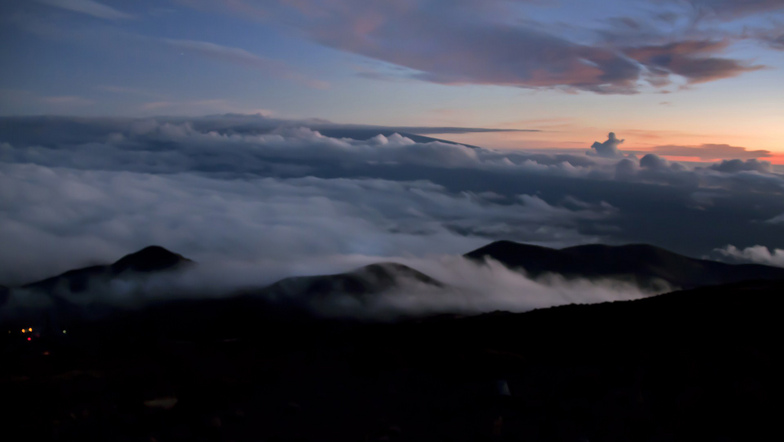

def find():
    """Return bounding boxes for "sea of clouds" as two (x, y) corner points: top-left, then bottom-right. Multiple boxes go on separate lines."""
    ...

(1, 115), (782, 316)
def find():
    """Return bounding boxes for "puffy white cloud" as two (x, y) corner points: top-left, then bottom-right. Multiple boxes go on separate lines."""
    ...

(640, 153), (670, 170)
(588, 132), (626, 158)
(709, 158), (773, 173)
(714, 245), (784, 268)
(639, 154), (687, 172)
(607, 153), (783, 193)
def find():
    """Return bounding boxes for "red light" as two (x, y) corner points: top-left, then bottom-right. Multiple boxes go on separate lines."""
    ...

(27, 337), (31, 341)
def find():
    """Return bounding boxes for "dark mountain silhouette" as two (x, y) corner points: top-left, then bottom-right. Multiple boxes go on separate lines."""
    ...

(19, 247), (435, 303)
(21, 245), (192, 294)
(5, 251), (442, 328)
(110, 245), (191, 273)
(255, 262), (443, 301)
(465, 240), (784, 290)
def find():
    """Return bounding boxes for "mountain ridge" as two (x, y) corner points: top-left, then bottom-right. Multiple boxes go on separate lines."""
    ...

(464, 240), (784, 290)
(14, 240), (784, 298)
(240, 261), (443, 303)
(19, 245), (192, 294)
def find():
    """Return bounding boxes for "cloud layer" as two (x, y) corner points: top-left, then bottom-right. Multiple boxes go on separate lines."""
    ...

(1, 115), (783, 289)
(647, 143), (772, 160)
(0, 163), (612, 284)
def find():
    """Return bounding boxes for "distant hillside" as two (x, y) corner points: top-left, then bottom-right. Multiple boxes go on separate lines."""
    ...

(244, 262), (443, 304)
(21, 246), (192, 294)
(465, 240), (784, 290)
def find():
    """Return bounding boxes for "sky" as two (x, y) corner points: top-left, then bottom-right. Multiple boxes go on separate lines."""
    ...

(0, 0), (782, 161)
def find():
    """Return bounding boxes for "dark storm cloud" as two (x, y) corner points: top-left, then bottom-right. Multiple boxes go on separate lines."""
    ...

(2, 116), (784, 286)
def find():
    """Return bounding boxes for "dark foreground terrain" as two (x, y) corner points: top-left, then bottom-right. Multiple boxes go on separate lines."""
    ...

(2, 277), (781, 441)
